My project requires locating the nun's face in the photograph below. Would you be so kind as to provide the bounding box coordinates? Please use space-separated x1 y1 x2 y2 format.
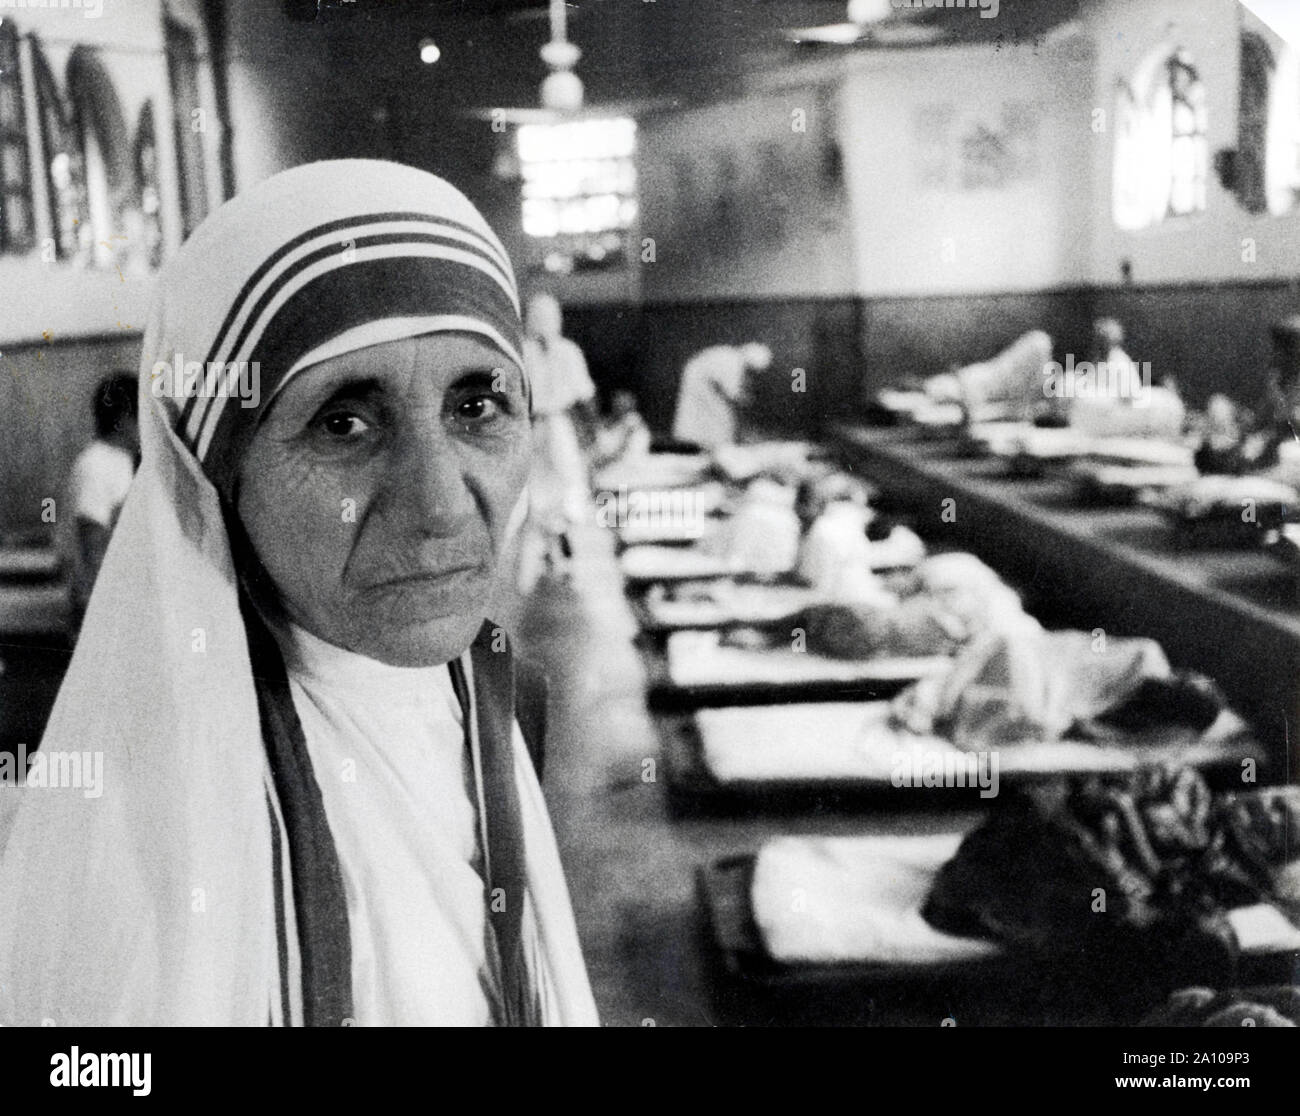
236 332 531 667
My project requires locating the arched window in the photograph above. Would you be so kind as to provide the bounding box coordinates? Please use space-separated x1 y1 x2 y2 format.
31 35 89 263
1265 43 1300 214
1113 47 1209 230
133 101 164 269
0 20 36 255
1167 51 1208 217
67 46 134 270
165 18 208 239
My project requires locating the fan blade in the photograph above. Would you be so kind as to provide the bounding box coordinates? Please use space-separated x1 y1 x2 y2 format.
783 22 866 45
462 106 567 125
784 20 947 47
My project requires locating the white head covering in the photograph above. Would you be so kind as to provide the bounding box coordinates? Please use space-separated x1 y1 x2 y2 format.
0 160 596 1027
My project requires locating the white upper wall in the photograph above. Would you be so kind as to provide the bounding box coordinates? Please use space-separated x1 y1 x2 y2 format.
837 37 1095 298
1085 0 1300 285
637 81 857 301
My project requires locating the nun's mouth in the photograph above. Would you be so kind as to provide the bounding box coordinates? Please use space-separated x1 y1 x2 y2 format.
371 562 483 588
359 562 490 619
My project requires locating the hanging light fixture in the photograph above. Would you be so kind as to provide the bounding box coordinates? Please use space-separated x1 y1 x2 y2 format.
539 0 583 111
846 0 891 25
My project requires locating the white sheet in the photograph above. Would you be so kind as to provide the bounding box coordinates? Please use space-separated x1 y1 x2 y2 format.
1071 462 1201 494
697 702 954 784
696 703 1256 785
876 391 964 428
750 834 1004 966
749 833 1300 966
593 453 711 492
623 525 924 585
620 547 737 583
666 630 949 688
612 483 728 546
712 442 817 483
643 582 818 630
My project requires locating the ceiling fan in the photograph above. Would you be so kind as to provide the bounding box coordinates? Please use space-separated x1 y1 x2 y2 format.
462 0 659 126
784 0 947 47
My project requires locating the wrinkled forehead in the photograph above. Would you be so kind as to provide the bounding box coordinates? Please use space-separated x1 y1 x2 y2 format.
142 160 525 498
266 330 527 414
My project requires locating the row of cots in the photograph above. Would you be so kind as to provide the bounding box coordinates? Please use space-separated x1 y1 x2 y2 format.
591 439 1300 1027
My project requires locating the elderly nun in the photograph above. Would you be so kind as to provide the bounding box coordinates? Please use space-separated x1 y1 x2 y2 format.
0 160 598 1027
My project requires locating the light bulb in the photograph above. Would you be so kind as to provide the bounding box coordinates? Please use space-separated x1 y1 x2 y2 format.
418 38 440 65
847 0 891 25
540 69 584 112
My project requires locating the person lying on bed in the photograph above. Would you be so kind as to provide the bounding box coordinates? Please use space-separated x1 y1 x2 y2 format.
718 552 1021 660
791 552 1025 660
696 475 802 578
923 331 1054 424
1068 318 1186 440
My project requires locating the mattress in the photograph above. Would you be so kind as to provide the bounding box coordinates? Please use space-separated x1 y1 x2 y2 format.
0 583 69 636
1070 461 1202 499
665 630 949 689
0 547 69 635
875 391 965 428
750 833 1004 966
593 452 711 492
694 701 1258 787
1078 437 1196 468
622 526 925 586
0 547 62 580
749 833 1300 967
610 483 729 547
1148 475 1300 519
640 582 818 631
620 546 739 584
974 424 1095 461
711 442 819 483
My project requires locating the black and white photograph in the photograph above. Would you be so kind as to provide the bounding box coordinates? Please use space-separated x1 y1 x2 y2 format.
0 0 1297 1077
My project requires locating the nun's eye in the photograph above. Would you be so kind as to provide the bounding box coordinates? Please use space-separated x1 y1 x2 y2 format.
456 396 504 425
320 412 371 439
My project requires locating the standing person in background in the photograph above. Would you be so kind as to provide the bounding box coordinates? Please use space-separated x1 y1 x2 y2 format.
519 292 597 590
593 389 651 471
1069 317 1185 439
1088 316 1132 371
671 341 772 451
66 373 139 632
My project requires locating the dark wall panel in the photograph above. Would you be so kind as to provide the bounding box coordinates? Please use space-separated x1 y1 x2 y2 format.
858 290 1091 398
1093 280 1300 408
571 279 1300 437
0 335 143 541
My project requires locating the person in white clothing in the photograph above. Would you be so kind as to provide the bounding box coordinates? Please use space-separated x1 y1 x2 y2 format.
518 292 597 591
671 341 772 450
66 373 139 630
0 161 598 1028
1069 317 1185 439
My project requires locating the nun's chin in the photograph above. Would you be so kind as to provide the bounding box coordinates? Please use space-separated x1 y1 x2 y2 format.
344 610 489 668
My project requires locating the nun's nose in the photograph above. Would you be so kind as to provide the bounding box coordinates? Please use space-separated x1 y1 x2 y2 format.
396 425 477 536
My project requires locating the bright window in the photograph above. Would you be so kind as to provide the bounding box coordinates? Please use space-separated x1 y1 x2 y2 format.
0 20 35 255
33 36 90 263
517 117 637 272
1113 48 1208 230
